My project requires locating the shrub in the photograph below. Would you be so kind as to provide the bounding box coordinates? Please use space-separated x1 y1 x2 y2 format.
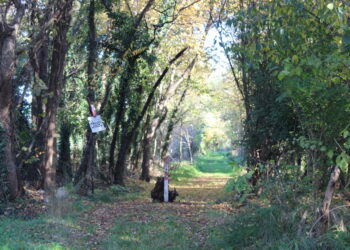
211 204 350 250
224 172 252 202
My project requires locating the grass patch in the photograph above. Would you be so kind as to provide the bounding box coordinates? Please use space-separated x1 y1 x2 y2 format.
196 151 233 175
0 216 82 249
99 215 197 250
171 163 202 181
171 151 238 183
92 184 145 203
0 192 95 249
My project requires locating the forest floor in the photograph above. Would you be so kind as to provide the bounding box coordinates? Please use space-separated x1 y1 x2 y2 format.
0 152 238 249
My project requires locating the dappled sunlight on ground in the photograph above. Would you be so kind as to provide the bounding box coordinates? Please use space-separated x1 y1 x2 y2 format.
0 152 237 249
71 153 237 249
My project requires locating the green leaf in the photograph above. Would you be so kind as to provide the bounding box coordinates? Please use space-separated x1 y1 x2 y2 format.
327 150 334 159
292 55 299 63
278 70 289 80
336 153 349 172
327 3 334 10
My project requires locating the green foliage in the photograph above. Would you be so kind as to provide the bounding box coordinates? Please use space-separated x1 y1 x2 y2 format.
224 173 252 202
219 155 350 249
210 204 350 250
223 0 350 192
171 163 202 181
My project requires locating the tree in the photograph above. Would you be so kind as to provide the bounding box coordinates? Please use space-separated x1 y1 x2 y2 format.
0 0 25 200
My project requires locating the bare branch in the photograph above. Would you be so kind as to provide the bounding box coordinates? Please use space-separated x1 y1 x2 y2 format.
178 0 202 13
133 47 188 133
135 0 155 29
124 0 134 16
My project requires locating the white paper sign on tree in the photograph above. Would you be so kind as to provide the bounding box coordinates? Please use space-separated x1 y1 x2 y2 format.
88 115 106 133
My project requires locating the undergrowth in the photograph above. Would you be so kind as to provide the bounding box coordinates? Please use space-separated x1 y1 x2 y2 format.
217 161 350 250
210 204 350 250
0 181 146 249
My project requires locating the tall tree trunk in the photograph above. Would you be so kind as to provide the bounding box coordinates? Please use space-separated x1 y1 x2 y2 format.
74 133 96 186
113 131 132 186
28 2 52 188
131 141 142 171
31 38 49 187
184 128 193 164
0 1 25 200
42 0 73 193
140 114 153 181
108 57 137 175
74 0 98 190
0 32 19 198
57 121 72 185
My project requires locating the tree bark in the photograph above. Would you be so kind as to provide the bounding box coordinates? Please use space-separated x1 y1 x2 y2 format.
113 48 188 185
57 121 72 185
74 133 96 186
0 1 25 200
42 0 73 193
314 166 341 236
74 0 98 190
108 59 136 175
113 131 132 185
140 115 153 181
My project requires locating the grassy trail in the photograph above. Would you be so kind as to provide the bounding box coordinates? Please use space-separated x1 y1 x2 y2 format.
81 152 234 249
0 152 235 249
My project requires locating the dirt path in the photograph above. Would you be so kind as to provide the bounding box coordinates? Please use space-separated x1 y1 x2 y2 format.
77 175 234 249
0 153 236 249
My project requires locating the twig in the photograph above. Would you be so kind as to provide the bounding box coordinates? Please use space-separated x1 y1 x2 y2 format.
334 138 345 152
308 205 350 235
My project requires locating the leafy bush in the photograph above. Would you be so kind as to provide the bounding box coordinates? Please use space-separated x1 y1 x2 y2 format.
211 205 350 250
224 173 252 202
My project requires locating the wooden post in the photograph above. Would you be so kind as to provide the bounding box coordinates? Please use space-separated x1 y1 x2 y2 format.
164 156 170 202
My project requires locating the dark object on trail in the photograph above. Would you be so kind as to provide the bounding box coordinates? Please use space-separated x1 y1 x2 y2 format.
151 177 178 202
